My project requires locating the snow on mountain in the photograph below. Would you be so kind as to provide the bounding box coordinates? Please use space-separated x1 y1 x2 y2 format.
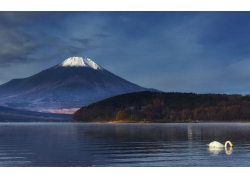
58 57 103 70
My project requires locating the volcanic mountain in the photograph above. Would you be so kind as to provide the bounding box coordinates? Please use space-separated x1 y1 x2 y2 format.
0 57 154 113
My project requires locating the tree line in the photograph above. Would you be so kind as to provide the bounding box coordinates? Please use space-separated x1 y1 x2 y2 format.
72 91 250 122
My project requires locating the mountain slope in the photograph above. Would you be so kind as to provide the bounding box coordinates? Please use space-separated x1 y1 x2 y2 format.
0 105 71 122
0 57 153 113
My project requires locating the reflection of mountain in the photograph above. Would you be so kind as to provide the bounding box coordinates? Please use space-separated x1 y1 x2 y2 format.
0 57 154 113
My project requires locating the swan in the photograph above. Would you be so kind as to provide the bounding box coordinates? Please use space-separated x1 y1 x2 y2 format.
207 141 233 148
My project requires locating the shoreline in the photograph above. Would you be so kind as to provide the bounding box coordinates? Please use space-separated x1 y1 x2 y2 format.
81 119 250 123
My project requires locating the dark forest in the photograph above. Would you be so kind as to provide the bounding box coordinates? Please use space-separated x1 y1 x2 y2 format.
72 91 250 122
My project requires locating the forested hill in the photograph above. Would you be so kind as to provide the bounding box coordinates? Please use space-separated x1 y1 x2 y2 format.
72 91 250 122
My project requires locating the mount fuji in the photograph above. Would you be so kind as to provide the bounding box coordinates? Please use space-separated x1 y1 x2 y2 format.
0 57 156 113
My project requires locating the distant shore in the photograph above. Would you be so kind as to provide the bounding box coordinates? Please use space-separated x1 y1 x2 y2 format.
89 119 250 123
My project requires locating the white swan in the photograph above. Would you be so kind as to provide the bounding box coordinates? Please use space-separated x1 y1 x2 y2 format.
207 141 233 148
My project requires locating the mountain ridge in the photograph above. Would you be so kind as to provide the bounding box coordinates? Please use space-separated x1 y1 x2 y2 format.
0 57 157 113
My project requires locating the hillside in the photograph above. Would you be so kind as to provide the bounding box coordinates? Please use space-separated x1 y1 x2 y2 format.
72 91 250 122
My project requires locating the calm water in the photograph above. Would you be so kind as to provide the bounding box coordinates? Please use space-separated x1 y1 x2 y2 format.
0 122 250 167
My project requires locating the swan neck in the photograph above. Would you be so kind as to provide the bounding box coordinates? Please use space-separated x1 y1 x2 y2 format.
225 141 233 147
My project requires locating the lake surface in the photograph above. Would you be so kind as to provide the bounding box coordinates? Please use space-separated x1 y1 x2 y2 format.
0 122 250 167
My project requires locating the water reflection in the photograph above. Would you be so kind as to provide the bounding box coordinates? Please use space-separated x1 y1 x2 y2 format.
75 123 247 147
188 126 192 141
208 146 233 156
208 147 223 156
225 147 233 155
1 123 250 166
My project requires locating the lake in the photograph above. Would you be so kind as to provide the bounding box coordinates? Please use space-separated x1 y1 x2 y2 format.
0 122 250 167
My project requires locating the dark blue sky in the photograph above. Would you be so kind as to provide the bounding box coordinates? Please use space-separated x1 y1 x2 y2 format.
1 11 250 94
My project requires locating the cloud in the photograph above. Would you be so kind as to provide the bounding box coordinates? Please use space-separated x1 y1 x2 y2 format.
94 34 109 38
0 30 41 65
0 12 39 26
97 12 250 94
0 12 43 66
0 12 82 66
72 38 93 45
1 12 250 94
70 37 98 51
58 45 85 54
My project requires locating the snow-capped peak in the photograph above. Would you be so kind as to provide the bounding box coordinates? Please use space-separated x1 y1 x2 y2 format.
59 57 102 70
